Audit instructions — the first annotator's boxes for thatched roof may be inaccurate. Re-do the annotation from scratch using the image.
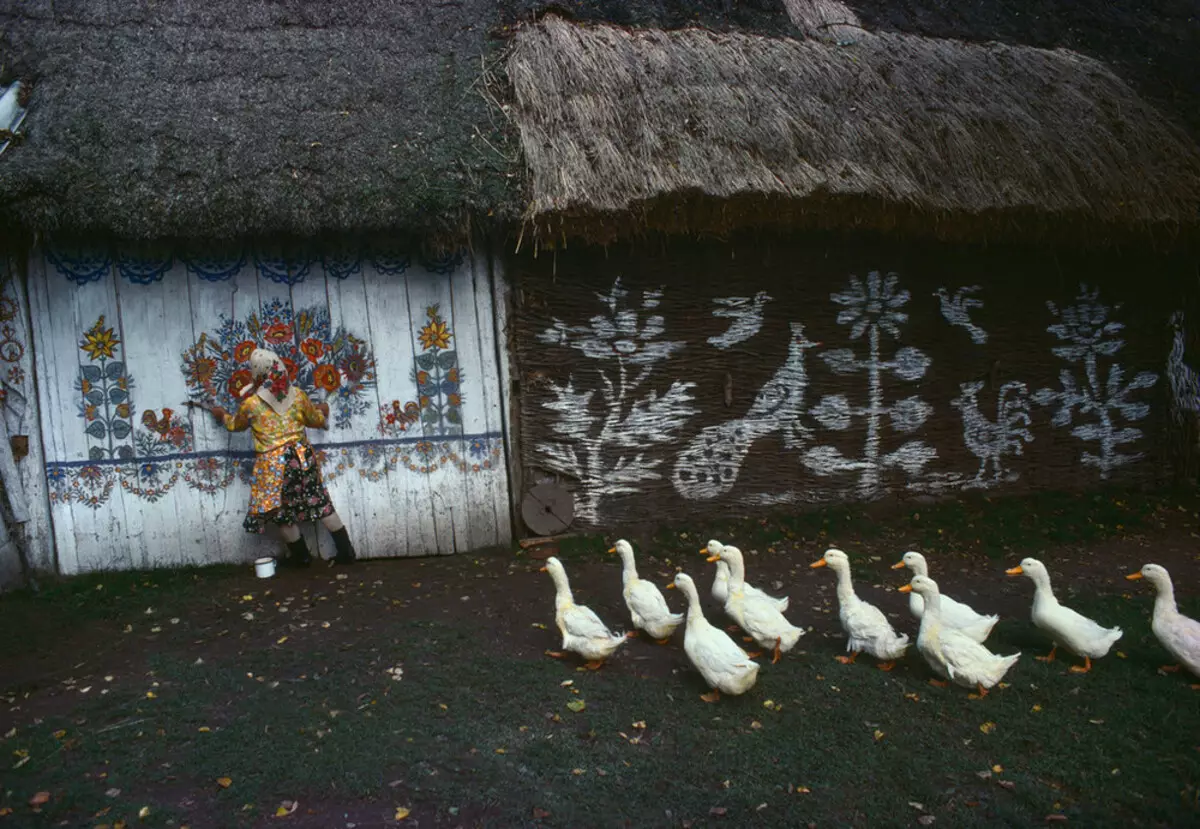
[507,14,1200,247]
[0,0,522,246]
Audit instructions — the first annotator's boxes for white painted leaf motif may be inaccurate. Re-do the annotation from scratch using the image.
[821,348,860,376]
[616,381,698,448]
[883,441,937,475]
[803,445,865,475]
[890,396,932,433]
[891,347,930,381]
[811,394,853,431]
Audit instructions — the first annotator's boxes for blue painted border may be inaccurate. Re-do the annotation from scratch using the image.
[45,431,504,470]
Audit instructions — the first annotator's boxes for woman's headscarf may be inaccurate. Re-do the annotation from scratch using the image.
[246,347,298,415]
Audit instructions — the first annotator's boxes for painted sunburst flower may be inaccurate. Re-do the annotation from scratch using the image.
[831,271,910,340]
[80,316,120,360]
[419,318,452,351]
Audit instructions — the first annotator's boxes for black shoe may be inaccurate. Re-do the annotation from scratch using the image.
[285,537,313,568]
[330,527,357,565]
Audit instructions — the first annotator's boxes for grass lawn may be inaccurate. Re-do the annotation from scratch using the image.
[2,485,1200,827]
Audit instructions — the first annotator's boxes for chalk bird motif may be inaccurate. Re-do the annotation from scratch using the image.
[708,291,773,349]
[934,285,987,344]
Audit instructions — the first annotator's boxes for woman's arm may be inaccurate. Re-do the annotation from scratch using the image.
[298,391,330,430]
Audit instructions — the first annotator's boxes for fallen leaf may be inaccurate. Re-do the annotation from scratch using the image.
[275,800,299,817]
[560,680,573,687]
[495,747,507,754]
[217,777,232,788]
[904,692,920,702]
[0,807,11,816]
[1031,704,1043,713]
[750,720,763,730]
[918,817,936,826]
[198,727,211,733]
[138,806,150,819]
[909,801,925,811]
[632,720,646,729]
[105,788,121,797]
[979,721,997,734]
[992,764,1004,773]
[874,729,885,741]
[571,768,584,776]
[277,636,288,645]
[1089,719,1104,725]
[795,786,811,794]
[709,806,728,817]
[566,699,586,713]
[532,807,550,819]
[1045,816,1067,823]
[145,691,157,699]
[52,729,66,739]
[29,792,49,807]
[394,806,411,820]
[998,780,1016,790]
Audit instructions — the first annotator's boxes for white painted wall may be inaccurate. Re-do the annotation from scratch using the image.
[27,243,512,574]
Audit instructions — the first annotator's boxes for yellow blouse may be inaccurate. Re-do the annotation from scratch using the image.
[223,390,327,453]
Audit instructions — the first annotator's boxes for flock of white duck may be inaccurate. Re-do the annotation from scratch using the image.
[539,540,1200,702]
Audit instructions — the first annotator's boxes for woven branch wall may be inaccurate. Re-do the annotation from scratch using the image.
[511,238,1190,532]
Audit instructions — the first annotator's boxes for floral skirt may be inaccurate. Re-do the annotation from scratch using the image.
[243,441,335,533]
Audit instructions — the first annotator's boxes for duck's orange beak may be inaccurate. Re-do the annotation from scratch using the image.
[1005,566,1023,576]
[898,584,913,593]
[539,566,548,572]
[1125,572,1144,581]
[891,561,906,570]
[706,555,720,563]
[698,547,708,554]
[665,582,676,589]
[607,546,616,553]
[810,559,827,569]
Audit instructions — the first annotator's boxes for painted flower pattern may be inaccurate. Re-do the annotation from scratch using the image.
[419,310,452,351]
[385,305,464,437]
[80,316,121,360]
[830,271,909,340]
[181,299,377,429]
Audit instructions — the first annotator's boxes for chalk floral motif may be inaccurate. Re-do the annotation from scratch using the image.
[535,278,697,524]
[934,285,987,344]
[1032,284,1157,478]
[802,271,937,497]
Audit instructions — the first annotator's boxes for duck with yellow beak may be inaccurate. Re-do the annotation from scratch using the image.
[1127,563,1200,687]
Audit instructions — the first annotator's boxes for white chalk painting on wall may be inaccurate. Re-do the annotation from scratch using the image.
[951,380,1033,487]
[802,271,937,498]
[536,278,698,524]
[534,272,1161,524]
[1032,284,1157,479]
[934,285,988,344]
[671,323,819,500]
[1167,310,1200,425]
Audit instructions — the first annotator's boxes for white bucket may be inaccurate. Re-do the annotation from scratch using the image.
[254,556,277,579]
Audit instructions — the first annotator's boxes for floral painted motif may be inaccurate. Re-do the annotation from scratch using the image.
[329,436,504,483]
[388,305,464,437]
[180,299,377,429]
[76,316,136,461]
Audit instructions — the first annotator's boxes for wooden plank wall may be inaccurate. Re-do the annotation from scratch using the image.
[28,242,512,574]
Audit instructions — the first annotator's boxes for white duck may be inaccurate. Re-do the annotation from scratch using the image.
[540,556,632,669]
[1007,557,1122,674]
[812,548,909,670]
[703,540,789,611]
[900,575,1020,698]
[708,544,805,663]
[1127,563,1200,686]
[892,551,998,643]
[666,572,760,702]
[609,539,684,643]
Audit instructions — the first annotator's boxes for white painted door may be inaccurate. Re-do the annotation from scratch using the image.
[28,243,511,574]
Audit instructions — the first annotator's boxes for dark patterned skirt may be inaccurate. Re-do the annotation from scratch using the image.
[243,441,335,533]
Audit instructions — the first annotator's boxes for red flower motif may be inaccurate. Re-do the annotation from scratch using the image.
[416,370,430,385]
[264,323,294,346]
[229,369,254,397]
[168,427,188,448]
[234,340,257,362]
[447,368,460,384]
[300,338,325,364]
[281,358,298,382]
[192,357,218,384]
[313,364,341,392]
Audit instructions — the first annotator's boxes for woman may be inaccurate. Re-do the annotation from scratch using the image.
[207,348,357,567]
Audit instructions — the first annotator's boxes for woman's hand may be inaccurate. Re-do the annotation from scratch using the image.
[317,402,331,428]
[210,406,228,423]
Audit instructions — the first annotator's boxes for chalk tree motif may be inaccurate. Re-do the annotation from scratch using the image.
[1032,285,1157,478]
[802,271,937,497]
[951,380,1033,487]
[708,291,772,349]
[536,278,697,524]
[934,285,987,344]
[672,323,819,500]
[1167,311,1200,425]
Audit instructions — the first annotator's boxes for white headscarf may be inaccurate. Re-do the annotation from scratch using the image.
[246,347,298,415]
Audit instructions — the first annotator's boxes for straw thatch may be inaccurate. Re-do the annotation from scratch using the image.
[0,0,522,246]
[508,15,1200,246]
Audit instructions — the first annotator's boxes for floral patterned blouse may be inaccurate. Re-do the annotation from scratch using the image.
[223,390,327,453]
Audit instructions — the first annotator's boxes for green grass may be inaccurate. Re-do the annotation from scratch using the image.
[2,486,1200,826]
[4,601,1200,826]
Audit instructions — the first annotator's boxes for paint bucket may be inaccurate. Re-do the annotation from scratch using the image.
[254,556,277,579]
